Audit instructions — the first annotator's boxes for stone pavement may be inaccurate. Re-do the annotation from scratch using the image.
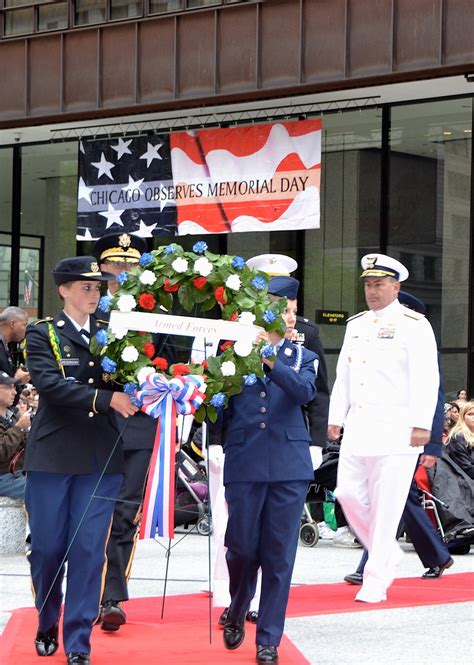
[1,529,473,664]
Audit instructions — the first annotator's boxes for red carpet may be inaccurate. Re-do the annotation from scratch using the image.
[2,573,473,664]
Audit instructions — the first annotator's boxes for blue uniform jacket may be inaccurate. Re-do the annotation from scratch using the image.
[221,340,317,485]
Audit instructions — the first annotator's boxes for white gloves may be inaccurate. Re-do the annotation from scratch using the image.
[310,446,323,471]
[207,445,225,474]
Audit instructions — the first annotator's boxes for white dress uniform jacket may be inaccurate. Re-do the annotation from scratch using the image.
[329,299,439,456]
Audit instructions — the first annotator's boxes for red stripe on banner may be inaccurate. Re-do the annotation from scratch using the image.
[168,401,177,538]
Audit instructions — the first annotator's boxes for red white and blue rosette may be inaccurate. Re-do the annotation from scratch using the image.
[135,368,206,539]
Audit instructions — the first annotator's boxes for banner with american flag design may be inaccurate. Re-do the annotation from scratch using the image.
[77,119,321,239]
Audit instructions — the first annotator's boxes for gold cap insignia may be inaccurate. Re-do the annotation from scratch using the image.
[119,234,132,248]
[90,262,99,273]
[366,256,377,269]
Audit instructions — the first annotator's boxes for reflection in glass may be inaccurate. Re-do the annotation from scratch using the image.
[3,8,34,36]
[110,0,142,20]
[75,0,106,26]
[38,3,68,31]
[388,98,472,393]
[150,0,184,13]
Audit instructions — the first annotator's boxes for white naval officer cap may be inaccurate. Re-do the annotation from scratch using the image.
[360,253,409,282]
[246,254,298,276]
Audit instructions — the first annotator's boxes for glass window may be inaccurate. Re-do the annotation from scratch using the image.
[388,98,472,394]
[149,0,183,13]
[186,0,221,8]
[75,0,106,26]
[302,109,382,385]
[3,4,34,37]
[38,2,68,31]
[110,0,142,20]
[20,142,78,317]
[0,149,13,309]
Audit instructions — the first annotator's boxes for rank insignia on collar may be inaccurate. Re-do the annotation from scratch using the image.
[90,262,99,273]
[119,233,131,248]
[64,345,71,353]
[57,320,65,328]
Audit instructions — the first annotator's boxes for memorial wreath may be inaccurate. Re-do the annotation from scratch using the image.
[91,241,286,423]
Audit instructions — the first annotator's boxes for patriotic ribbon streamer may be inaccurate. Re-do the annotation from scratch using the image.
[136,369,206,540]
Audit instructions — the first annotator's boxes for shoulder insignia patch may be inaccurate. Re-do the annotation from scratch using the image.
[347,311,367,322]
[403,311,425,320]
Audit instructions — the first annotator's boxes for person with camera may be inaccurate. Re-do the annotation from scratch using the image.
[0,371,31,499]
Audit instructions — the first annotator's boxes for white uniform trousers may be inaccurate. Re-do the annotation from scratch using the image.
[336,452,417,601]
[207,445,261,610]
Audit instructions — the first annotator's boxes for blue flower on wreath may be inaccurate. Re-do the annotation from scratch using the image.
[243,373,257,386]
[260,344,275,359]
[95,329,108,347]
[251,276,266,291]
[231,256,245,271]
[101,356,117,373]
[139,252,154,267]
[98,295,112,313]
[193,241,208,254]
[116,271,128,285]
[164,244,176,254]
[263,309,277,324]
[210,392,226,409]
[123,382,139,396]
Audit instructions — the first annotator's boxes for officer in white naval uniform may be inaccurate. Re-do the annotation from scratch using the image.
[328,254,439,603]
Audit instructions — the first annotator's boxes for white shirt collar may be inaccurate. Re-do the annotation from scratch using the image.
[372,299,402,319]
[63,312,90,334]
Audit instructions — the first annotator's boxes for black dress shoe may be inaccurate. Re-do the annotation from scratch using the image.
[246,610,258,623]
[66,653,90,665]
[256,645,279,663]
[218,607,229,627]
[34,623,59,656]
[100,600,126,631]
[344,571,363,585]
[223,619,245,650]
[422,557,454,579]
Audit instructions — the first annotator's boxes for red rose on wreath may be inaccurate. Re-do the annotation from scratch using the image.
[201,360,208,369]
[220,341,234,352]
[214,286,227,305]
[143,342,155,359]
[152,357,169,370]
[192,277,207,290]
[164,278,180,292]
[138,293,156,310]
[229,311,238,321]
[171,363,190,376]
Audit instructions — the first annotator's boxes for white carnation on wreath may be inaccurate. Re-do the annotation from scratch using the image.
[117,294,137,312]
[225,274,241,291]
[171,257,189,273]
[139,270,157,286]
[121,346,139,363]
[112,324,129,340]
[221,360,236,376]
[234,339,253,358]
[239,311,256,326]
[194,257,213,277]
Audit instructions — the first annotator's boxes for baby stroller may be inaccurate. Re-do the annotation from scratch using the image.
[175,448,211,536]
[299,445,340,547]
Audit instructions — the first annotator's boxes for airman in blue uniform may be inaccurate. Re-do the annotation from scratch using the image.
[219,276,317,664]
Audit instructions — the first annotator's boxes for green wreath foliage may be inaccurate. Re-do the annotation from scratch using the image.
[91,242,286,422]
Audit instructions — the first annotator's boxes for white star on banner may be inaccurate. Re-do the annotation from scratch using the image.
[111,138,133,160]
[91,153,115,180]
[78,177,94,204]
[99,203,125,229]
[122,176,145,195]
[133,220,157,237]
[140,142,163,168]
[77,228,94,241]
[79,142,85,155]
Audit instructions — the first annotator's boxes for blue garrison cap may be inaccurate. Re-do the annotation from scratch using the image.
[398,291,426,315]
[268,276,300,300]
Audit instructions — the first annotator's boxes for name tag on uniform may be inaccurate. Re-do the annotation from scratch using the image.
[377,325,395,339]
[61,358,80,366]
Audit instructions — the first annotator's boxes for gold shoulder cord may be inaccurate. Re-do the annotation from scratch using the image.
[46,322,66,379]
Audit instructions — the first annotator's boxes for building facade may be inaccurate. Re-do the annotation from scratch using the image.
[0,0,473,395]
